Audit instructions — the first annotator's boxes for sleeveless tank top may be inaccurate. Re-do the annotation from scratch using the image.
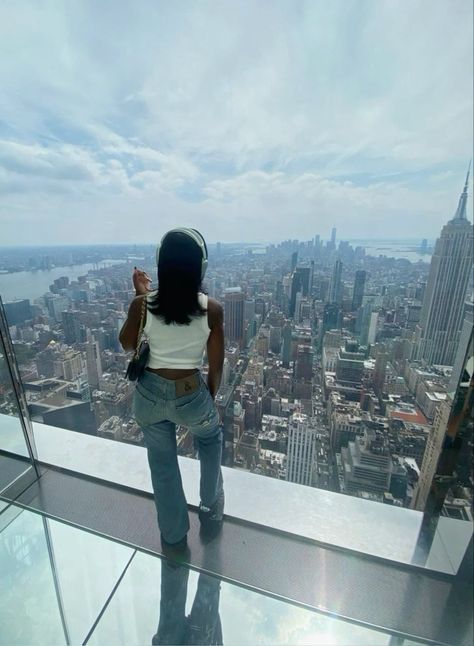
[144,291,211,369]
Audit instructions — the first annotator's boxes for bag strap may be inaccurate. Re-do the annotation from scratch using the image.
[134,296,147,357]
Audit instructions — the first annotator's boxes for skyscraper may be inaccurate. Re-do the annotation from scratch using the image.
[46,295,70,323]
[294,290,303,323]
[83,339,103,389]
[298,267,311,296]
[286,413,317,486]
[62,310,82,345]
[281,322,292,367]
[341,429,393,496]
[4,299,32,326]
[416,166,473,366]
[321,303,342,340]
[291,251,298,272]
[328,260,343,304]
[335,341,365,386]
[224,288,244,345]
[295,344,313,380]
[412,303,474,511]
[351,270,366,311]
[373,344,389,396]
[289,271,302,317]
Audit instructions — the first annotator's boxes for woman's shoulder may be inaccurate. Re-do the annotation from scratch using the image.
[206,297,223,328]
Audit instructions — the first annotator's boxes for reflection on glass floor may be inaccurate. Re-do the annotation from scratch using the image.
[0,503,425,646]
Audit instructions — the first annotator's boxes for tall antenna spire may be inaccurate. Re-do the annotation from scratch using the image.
[452,161,471,221]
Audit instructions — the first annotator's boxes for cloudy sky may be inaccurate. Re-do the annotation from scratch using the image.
[0,0,472,246]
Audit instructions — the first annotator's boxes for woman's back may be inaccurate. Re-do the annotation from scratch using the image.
[144,291,210,369]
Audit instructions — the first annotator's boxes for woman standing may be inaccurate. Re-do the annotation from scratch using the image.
[119,228,225,551]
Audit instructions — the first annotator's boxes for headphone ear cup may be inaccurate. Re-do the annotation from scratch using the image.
[201,257,208,280]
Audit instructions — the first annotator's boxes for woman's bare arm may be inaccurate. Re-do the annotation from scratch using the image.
[206,298,224,399]
[119,296,147,352]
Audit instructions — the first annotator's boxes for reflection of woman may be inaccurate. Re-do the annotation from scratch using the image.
[152,561,222,645]
[119,229,225,550]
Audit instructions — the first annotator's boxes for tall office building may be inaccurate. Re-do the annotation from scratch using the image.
[367,312,378,345]
[295,344,313,380]
[411,397,451,511]
[289,271,302,317]
[416,167,473,366]
[290,267,312,316]
[335,341,365,386]
[4,299,32,326]
[83,339,103,389]
[294,290,303,323]
[320,303,342,350]
[224,288,245,345]
[412,303,474,511]
[373,344,389,396]
[53,350,84,381]
[314,235,321,258]
[62,310,82,345]
[351,270,366,311]
[291,251,298,272]
[269,326,282,354]
[286,413,317,486]
[46,295,70,323]
[327,227,336,251]
[295,267,311,297]
[328,260,343,304]
[244,299,256,325]
[358,302,377,346]
[281,322,292,367]
[341,429,393,496]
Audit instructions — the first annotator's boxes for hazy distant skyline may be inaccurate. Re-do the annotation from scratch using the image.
[1,1,472,245]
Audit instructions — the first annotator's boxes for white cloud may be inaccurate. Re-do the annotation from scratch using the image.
[0,0,472,244]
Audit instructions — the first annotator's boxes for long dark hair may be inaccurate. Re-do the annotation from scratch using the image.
[148,230,207,325]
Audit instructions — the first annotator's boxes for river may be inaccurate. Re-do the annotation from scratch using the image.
[348,239,432,263]
[0,260,125,303]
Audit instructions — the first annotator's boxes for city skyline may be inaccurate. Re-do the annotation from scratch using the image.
[1,1,473,245]
[1,202,472,543]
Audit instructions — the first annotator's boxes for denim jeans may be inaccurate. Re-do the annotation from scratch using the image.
[152,560,222,645]
[134,369,224,543]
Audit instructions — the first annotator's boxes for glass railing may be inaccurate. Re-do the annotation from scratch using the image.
[1,238,472,578]
[0,298,38,495]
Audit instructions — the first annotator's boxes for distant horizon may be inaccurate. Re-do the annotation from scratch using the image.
[0,236,437,251]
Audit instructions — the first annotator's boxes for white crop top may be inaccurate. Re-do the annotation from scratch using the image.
[143,291,211,369]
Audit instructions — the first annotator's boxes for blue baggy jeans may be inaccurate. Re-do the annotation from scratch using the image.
[133,369,224,543]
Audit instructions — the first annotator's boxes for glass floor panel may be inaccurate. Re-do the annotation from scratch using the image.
[0,503,134,645]
[88,550,406,646]
[0,502,428,646]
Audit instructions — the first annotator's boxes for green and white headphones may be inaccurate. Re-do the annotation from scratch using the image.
[156,228,208,280]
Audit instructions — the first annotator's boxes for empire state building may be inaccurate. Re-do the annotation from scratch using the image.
[417,165,473,366]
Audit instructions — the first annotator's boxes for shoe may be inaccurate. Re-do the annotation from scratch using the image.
[198,491,224,525]
[160,533,189,559]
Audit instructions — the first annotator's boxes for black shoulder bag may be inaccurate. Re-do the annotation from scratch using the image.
[125,296,150,381]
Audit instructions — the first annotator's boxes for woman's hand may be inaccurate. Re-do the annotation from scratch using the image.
[132,267,152,296]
